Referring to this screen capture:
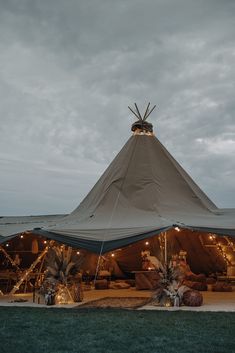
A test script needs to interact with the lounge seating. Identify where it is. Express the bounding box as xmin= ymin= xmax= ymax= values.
xmin=211 ymin=282 xmax=233 ymax=292
xmin=95 ymin=279 xmax=109 ymax=290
